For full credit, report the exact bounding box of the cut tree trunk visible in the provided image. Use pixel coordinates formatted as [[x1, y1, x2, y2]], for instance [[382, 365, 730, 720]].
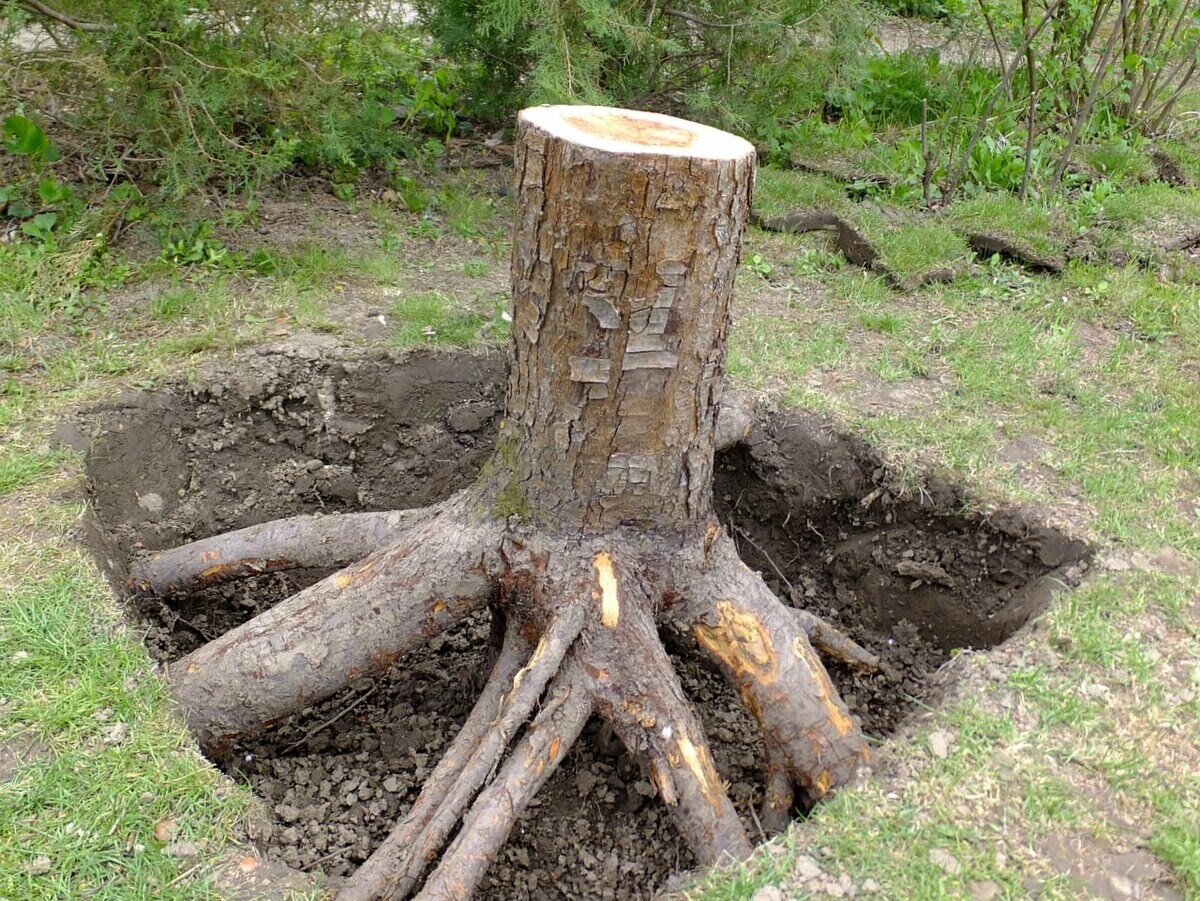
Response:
[[154, 105, 871, 900]]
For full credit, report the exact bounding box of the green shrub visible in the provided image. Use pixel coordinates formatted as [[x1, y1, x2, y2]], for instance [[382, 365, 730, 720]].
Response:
[[2, 2, 458, 195], [412, 0, 869, 147]]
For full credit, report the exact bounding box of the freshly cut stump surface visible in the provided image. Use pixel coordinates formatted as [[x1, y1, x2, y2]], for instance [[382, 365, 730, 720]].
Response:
[[147, 106, 873, 900]]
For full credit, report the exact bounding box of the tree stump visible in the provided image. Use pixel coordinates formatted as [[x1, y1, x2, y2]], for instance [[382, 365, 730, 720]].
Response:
[[146, 105, 871, 900]]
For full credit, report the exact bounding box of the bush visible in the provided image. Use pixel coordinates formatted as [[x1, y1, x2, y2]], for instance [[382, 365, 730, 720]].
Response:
[[412, 0, 869, 148], [1, 2, 459, 195]]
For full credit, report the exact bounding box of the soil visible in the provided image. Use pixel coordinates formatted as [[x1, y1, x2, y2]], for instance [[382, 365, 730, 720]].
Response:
[[80, 342, 1089, 899]]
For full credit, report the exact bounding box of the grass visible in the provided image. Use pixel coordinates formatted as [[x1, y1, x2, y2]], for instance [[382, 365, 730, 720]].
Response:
[[0, 542, 250, 899], [942, 193, 1068, 261], [0, 446, 67, 496], [390, 290, 492, 347]]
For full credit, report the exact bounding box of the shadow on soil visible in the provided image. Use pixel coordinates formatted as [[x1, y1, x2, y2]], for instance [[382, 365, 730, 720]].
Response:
[[80, 341, 1089, 899]]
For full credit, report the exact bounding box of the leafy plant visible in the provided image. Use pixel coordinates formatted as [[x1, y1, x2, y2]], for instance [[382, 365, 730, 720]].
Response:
[[161, 227, 230, 268], [3, 115, 59, 162]]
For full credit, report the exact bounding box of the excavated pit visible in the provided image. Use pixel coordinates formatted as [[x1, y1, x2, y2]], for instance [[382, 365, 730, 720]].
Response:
[[81, 342, 1089, 899]]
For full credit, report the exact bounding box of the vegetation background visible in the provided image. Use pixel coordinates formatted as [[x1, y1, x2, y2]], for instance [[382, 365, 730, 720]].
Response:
[[2, 0, 1199, 898]]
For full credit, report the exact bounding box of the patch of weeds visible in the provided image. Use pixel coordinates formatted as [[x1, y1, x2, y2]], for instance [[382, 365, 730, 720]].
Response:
[[407, 218, 444, 240], [1082, 140, 1156, 184], [829, 270, 893, 308], [461, 259, 490, 278], [874, 347, 929, 382], [390, 175, 433, 214], [272, 244, 360, 285], [743, 253, 774, 279], [151, 286, 202, 321], [157, 329, 228, 358], [391, 290, 488, 347], [858, 309, 909, 336], [437, 186, 494, 238], [788, 243, 846, 277], [1148, 787, 1200, 895], [1007, 666, 1103, 730], [1022, 774, 1087, 826]]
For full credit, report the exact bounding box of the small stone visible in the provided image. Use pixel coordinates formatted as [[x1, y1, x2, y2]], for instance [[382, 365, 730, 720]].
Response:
[[165, 841, 199, 858], [29, 855, 51, 875], [793, 854, 823, 881], [237, 855, 259, 874], [103, 722, 128, 745], [12, 651, 29, 662], [1107, 874, 1134, 897], [969, 879, 999, 900], [929, 848, 961, 875], [137, 492, 165, 516], [929, 730, 952, 759], [861, 879, 881, 893], [752, 887, 784, 901], [153, 819, 176, 842]]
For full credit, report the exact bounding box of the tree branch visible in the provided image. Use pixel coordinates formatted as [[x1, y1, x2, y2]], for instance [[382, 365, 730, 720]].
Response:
[[18, 0, 114, 32]]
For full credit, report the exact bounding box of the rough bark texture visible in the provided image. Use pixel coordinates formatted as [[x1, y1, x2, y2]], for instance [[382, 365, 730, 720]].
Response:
[[155, 105, 870, 900], [504, 107, 754, 529]]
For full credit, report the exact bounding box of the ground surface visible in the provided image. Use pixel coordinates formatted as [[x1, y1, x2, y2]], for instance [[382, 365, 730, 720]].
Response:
[[80, 344, 1085, 897], [1, 151, 1198, 900]]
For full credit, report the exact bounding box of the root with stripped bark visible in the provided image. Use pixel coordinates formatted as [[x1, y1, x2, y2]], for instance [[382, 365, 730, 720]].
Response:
[[145, 106, 873, 899]]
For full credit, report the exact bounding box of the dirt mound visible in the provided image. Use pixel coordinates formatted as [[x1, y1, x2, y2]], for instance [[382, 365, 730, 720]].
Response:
[[81, 342, 1088, 899]]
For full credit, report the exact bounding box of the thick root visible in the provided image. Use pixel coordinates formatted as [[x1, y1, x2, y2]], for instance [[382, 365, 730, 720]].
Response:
[[759, 742, 794, 836], [340, 604, 587, 901], [588, 561, 753, 866], [672, 531, 869, 801], [791, 607, 883, 673], [336, 623, 532, 901], [131, 503, 447, 596], [169, 499, 501, 751], [416, 661, 594, 900]]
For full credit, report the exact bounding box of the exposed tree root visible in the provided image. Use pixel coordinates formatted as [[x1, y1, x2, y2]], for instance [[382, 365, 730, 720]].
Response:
[[168, 494, 503, 752], [129, 504, 447, 595], [416, 661, 594, 900], [791, 607, 883, 673], [671, 532, 869, 800], [337, 623, 533, 901], [964, 232, 1065, 273], [163, 516, 869, 898]]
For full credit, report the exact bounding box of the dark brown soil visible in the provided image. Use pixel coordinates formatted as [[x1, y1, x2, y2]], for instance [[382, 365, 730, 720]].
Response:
[[80, 341, 1089, 900]]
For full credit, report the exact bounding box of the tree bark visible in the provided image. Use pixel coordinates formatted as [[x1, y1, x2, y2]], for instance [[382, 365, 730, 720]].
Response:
[[502, 106, 754, 530], [158, 105, 869, 900]]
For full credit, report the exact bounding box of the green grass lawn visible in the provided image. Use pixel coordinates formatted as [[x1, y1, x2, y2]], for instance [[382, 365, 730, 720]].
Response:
[[1, 160, 1198, 898]]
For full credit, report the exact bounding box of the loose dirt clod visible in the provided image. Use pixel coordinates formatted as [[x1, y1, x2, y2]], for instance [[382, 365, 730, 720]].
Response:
[[83, 342, 1087, 899]]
